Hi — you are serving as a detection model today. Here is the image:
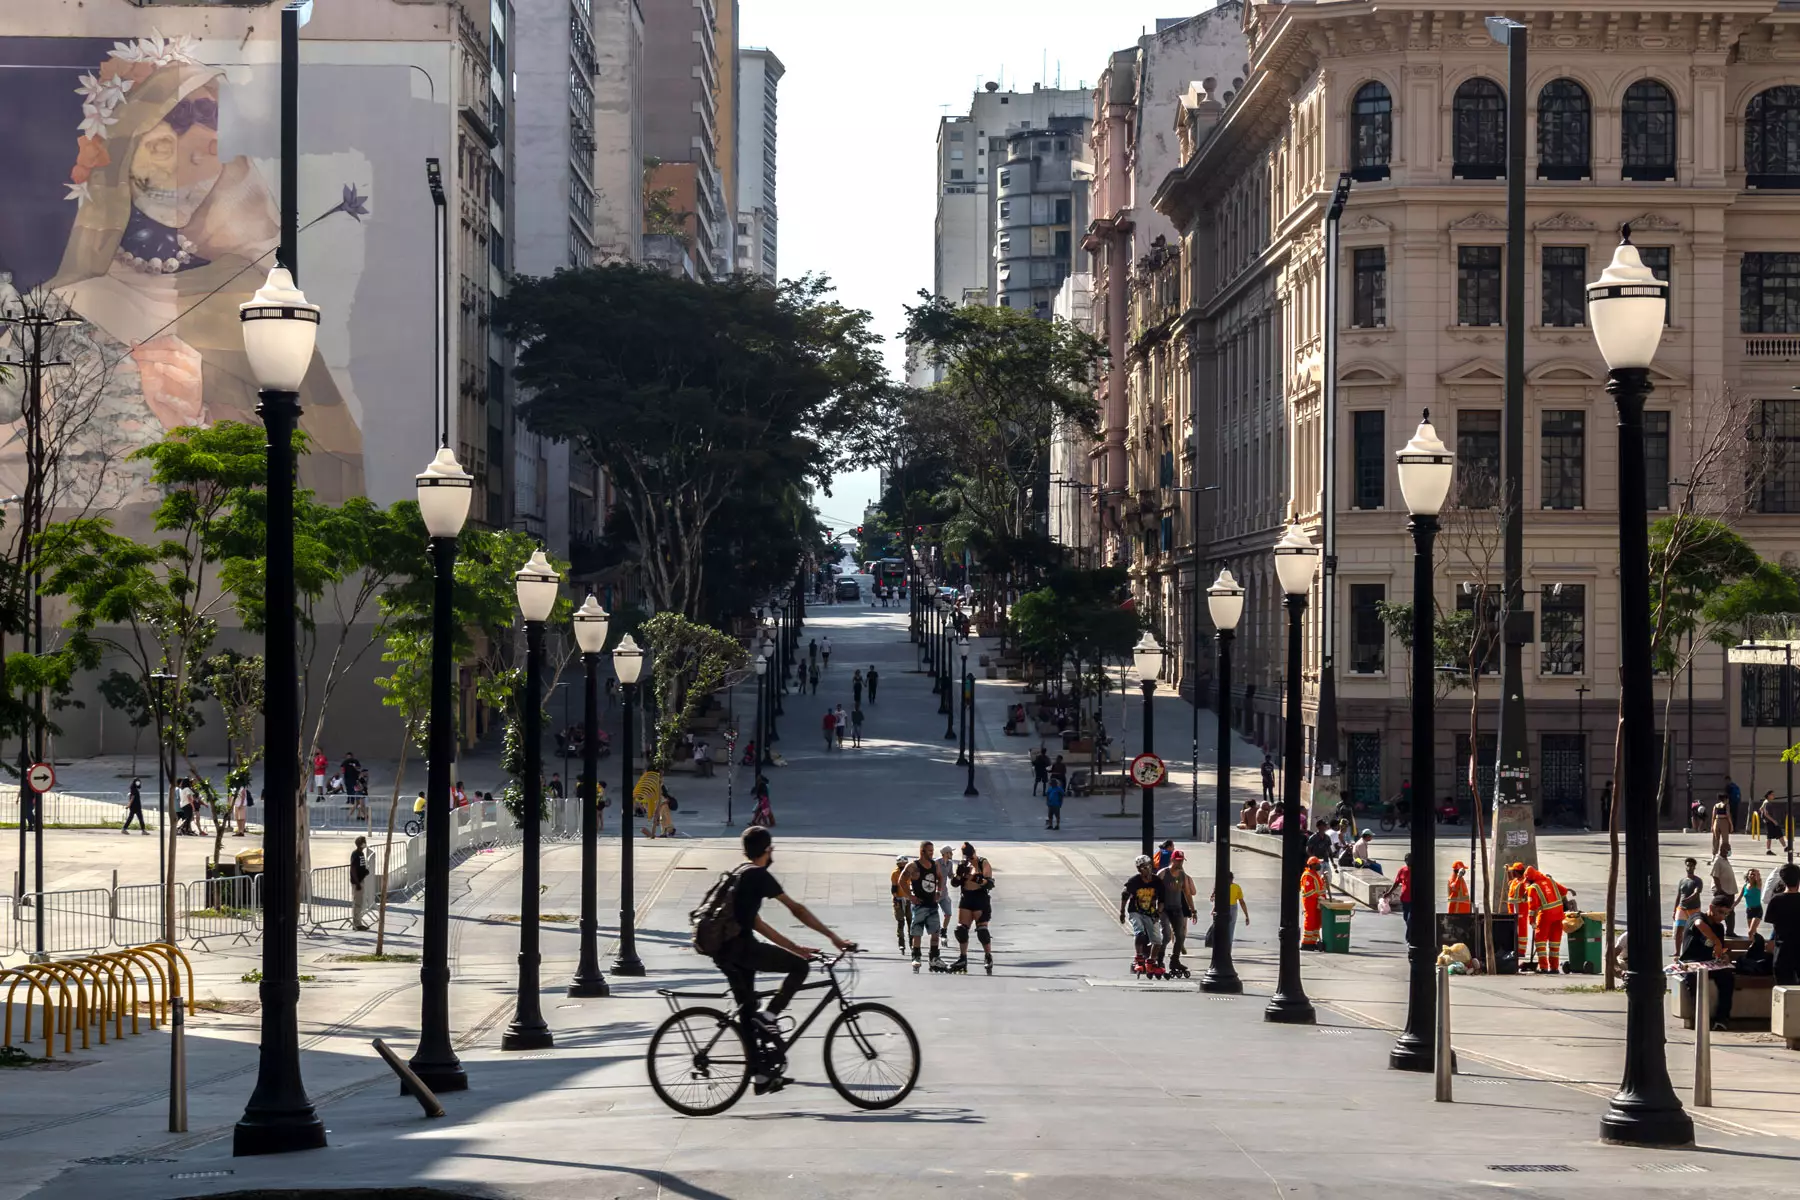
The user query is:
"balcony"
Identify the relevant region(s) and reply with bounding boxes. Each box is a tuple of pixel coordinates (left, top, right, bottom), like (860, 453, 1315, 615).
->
(1129, 240, 1182, 345)
(1743, 334, 1800, 361)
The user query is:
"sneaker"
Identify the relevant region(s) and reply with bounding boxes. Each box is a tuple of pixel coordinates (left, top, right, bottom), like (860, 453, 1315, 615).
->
(751, 1072, 792, 1095)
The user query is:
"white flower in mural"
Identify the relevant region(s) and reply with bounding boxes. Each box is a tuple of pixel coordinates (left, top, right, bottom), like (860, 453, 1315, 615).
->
(75, 72, 132, 108)
(64, 180, 92, 206)
(109, 31, 201, 67)
(77, 101, 119, 140)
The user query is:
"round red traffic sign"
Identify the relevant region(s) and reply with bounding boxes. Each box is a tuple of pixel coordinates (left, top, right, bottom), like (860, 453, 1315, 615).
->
(1129, 753, 1167, 788)
(27, 762, 55, 793)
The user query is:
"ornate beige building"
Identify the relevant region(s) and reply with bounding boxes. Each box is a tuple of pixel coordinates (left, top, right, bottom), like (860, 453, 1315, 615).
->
(1148, 0, 1800, 826)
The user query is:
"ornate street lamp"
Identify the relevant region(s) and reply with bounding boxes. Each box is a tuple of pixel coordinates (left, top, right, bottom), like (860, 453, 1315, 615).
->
(1201, 569, 1245, 994)
(1390, 414, 1454, 1072)
(1266, 520, 1319, 1025)
(234, 266, 326, 1155)
(409, 445, 473, 1088)
(956, 633, 971, 767)
(1587, 227, 1692, 1147)
(502, 550, 561, 1050)
(941, 602, 957, 734)
(1132, 631, 1165, 858)
(612, 633, 647, 976)
(961, 634, 979, 797)
(753, 650, 768, 792)
(568, 593, 611, 998)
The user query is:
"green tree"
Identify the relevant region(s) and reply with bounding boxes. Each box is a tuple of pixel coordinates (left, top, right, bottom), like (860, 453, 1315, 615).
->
(638, 612, 750, 776)
(371, 629, 432, 954)
(195, 649, 264, 871)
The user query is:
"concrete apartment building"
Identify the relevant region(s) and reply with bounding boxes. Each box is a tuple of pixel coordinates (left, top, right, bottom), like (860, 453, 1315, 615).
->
(640, 0, 729, 278)
(736, 47, 785, 282)
(1149, 0, 1800, 827)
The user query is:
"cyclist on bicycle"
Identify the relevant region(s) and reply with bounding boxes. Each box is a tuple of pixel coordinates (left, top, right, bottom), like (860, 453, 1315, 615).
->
(712, 826, 852, 1094)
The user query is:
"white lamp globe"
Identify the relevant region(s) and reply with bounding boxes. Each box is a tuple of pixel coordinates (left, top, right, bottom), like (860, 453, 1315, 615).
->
(239, 267, 320, 392)
(1586, 227, 1668, 370)
(754, 652, 768, 677)
(514, 549, 561, 622)
(1273, 522, 1321, 596)
(1132, 631, 1164, 682)
(1395, 411, 1456, 517)
(1208, 569, 1246, 632)
(415, 447, 474, 538)
(571, 593, 609, 654)
(612, 633, 645, 685)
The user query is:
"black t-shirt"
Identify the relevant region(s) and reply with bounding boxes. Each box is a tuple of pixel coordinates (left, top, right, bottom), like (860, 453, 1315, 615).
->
(908, 858, 940, 906)
(1122, 872, 1161, 915)
(733, 865, 784, 937)
(1675, 875, 1703, 913)
(1764, 890, 1800, 946)
(1679, 914, 1727, 964)
(1305, 830, 1331, 861)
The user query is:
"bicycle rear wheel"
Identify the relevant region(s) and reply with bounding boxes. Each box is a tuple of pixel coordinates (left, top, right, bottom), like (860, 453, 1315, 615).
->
(647, 1007, 752, 1116)
(823, 1002, 919, 1110)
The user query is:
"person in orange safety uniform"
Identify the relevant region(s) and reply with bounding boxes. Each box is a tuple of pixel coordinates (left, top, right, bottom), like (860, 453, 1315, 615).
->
(1523, 866, 1567, 973)
(1447, 861, 1473, 914)
(1300, 856, 1327, 949)
(1505, 862, 1530, 968)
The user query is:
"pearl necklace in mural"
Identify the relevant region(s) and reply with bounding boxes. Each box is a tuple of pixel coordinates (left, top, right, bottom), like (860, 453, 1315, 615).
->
(114, 204, 209, 275)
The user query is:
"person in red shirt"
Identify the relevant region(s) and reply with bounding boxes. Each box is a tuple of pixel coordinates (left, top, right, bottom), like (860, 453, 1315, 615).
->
(821, 708, 837, 752)
(311, 749, 328, 800)
(1392, 854, 1414, 936)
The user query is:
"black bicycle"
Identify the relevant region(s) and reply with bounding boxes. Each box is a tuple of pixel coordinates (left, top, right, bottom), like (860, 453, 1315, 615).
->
(647, 947, 919, 1115)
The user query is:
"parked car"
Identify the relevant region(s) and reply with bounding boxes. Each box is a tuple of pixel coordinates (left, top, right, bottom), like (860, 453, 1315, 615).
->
(835, 577, 863, 601)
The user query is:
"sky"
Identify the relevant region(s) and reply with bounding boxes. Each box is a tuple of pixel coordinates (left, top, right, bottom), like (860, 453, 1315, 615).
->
(737, 0, 1227, 536)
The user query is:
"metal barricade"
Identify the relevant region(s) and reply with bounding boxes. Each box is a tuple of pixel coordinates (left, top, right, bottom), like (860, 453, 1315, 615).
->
(0, 894, 17, 957)
(304, 864, 357, 936)
(184, 875, 259, 950)
(113, 883, 170, 948)
(15, 888, 112, 955)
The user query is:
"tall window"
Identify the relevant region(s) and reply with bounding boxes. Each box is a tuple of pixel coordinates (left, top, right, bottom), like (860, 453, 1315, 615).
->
(1622, 80, 1676, 181)
(1352, 248, 1386, 327)
(1756, 399, 1800, 513)
(1537, 79, 1592, 180)
(1541, 410, 1586, 509)
(1644, 411, 1671, 510)
(1351, 82, 1392, 181)
(1741, 252, 1800, 333)
(1541, 246, 1587, 327)
(1453, 78, 1507, 179)
(1540, 584, 1586, 676)
(1456, 585, 1503, 674)
(1349, 584, 1386, 674)
(1352, 410, 1385, 509)
(1640, 246, 1672, 324)
(1742, 665, 1800, 727)
(1746, 86, 1800, 188)
(1458, 245, 1503, 326)
(1457, 410, 1502, 507)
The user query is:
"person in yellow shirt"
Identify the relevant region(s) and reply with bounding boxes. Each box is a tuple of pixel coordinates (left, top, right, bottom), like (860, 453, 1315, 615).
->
(1208, 872, 1251, 948)
(413, 791, 427, 815)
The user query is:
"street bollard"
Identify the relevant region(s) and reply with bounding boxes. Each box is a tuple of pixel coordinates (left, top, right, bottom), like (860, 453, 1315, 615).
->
(1434, 961, 1453, 1102)
(1693, 966, 1712, 1108)
(169, 991, 188, 1132)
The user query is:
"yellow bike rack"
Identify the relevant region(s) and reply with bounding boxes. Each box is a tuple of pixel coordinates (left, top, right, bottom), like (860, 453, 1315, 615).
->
(1, 942, 197, 1060)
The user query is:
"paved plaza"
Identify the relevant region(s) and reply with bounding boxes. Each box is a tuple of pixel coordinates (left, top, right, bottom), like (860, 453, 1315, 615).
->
(5, 604, 1800, 1198)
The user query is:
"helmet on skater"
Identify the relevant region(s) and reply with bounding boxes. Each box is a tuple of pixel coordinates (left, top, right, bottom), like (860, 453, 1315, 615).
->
(1134, 854, 1152, 869)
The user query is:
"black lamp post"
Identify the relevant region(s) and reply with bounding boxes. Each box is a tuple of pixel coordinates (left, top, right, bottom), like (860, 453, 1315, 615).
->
(1202, 570, 1245, 994)
(1587, 228, 1693, 1146)
(941, 607, 958, 736)
(502, 550, 561, 1051)
(753, 650, 768, 782)
(233, 264, 326, 1155)
(962, 635, 979, 797)
(409, 447, 474, 1088)
(1132, 632, 1165, 859)
(1266, 520, 1319, 1026)
(1389, 414, 1455, 1073)
(569, 594, 611, 998)
(612, 634, 647, 977)
(956, 638, 971, 767)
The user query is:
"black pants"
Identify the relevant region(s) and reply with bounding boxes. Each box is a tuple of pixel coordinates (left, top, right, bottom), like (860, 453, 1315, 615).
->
(122, 802, 146, 832)
(868, 681, 877, 702)
(1684, 969, 1735, 1023)
(717, 939, 809, 1020)
(1775, 942, 1800, 987)
(1033, 774, 1047, 796)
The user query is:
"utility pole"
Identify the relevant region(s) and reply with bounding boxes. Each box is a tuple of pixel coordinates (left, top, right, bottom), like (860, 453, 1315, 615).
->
(1313, 173, 1353, 822)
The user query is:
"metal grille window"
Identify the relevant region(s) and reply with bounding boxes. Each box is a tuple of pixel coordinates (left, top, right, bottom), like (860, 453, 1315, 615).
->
(1740, 253, 1800, 333)
(1349, 584, 1386, 674)
(1351, 82, 1392, 181)
(1456, 585, 1503, 675)
(1541, 410, 1585, 509)
(1458, 245, 1503, 326)
(1352, 410, 1385, 509)
(1644, 411, 1671, 510)
(1541, 247, 1587, 327)
(1352, 248, 1386, 327)
(1540, 584, 1586, 676)
(1453, 78, 1507, 179)
(1741, 665, 1800, 727)
(1756, 399, 1800, 513)
(1455, 734, 1498, 812)
(1537, 79, 1592, 180)
(1746, 86, 1800, 188)
(1622, 80, 1676, 181)
(1639, 247, 1671, 324)
(1457, 410, 1501, 508)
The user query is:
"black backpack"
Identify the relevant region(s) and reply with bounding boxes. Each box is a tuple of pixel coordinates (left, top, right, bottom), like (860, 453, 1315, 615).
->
(691, 865, 749, 956)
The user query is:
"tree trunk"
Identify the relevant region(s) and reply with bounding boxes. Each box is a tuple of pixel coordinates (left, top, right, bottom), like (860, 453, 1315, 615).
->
(1604, 710, 1625, 991)
(374, 737, 410, 956)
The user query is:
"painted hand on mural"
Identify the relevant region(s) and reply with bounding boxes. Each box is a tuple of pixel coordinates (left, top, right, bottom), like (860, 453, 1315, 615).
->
(131, 332, 205, 430)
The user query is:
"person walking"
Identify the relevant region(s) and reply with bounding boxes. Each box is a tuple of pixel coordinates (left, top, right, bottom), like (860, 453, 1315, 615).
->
(1393, 855, 1414, 936)
(821, 636, 832, 670)
(852, 669, 864, 709)
(232, 783, 249, 836)
(1209, 872, 1250, 946)
(867, 666, 879, 703)
(809, 661, 820, 694)
(1711, 845, 1739, 936)
(1711, 792, 1734, 856)
(808, 638, 818, 669)
(833, 703, 848, 748)
(1157, 851, 1198, 977)
(1260, 755, 1276, 807)
(1760, 789, 1784, 855)
(1049, 754, 1068, 792)
(1673, 857, 1704, 953)
(850, 706, 864, 748)
(821, 708, 836, 752)
(1031, 746, 1050, 796)
(350, 836, 372, 931)
(1726, 774, 1744, 832)
(1045, 777, 1064, 829)
(1742, 867, 1766, 939)
(122, 776, 147, 834)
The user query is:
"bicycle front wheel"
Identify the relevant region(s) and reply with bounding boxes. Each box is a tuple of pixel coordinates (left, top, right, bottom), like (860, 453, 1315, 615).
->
(647, 1007, 752, 1116)
(823, 1002, 919, 1110)
(1379, 811, 1396, 832)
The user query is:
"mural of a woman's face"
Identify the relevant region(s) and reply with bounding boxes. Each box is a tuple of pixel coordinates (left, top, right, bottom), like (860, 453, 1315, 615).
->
(128, 86, 221, 228)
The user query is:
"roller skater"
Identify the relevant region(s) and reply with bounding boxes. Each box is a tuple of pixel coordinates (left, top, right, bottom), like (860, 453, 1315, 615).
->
(891, 854, 910, 949)
(1157, 850, 1197, 977)
(950, 841, 997, 975)
(1119, 855, 1167, 978)
(898, 840, 947, 972)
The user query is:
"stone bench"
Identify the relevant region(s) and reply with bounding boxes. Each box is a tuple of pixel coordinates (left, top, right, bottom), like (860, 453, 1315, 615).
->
(1330, 867, 1395, 910)
(1671, 971, 1774, 1029)
(1775, 986, 1800, 1050)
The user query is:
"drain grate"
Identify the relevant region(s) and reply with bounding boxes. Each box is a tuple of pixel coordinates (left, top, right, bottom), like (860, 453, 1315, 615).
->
(1488, 1165, 1575, 1174)
(1314, 1027, 1354, 1036)
(170, 1171, 235, 1181)
(1637, 1163, 1706, 1174)
(76, 1157, 177, 1167)
(1465, 1077, 1510, 1086)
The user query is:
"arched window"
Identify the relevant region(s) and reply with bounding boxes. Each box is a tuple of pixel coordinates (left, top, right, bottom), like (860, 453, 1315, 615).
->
(1622, 80, 1676, 181)
(1453, 78, 1507, 179)
(1350, 82, 1392, 181)
(1746, 86, 1800, 188)
(1537, 79, 1591, 180)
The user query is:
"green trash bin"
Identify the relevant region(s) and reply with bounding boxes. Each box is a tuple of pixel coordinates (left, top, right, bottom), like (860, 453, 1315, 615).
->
(1321, 899, 1355, 954)
(1565, 912, 1605, 974)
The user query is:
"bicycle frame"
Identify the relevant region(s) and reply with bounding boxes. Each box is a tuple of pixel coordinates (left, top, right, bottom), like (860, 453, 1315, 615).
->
(657, 951, 853, 1059)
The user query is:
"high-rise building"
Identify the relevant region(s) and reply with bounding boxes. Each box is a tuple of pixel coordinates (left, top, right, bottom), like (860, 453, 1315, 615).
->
(641, 0, 727, 278)
(994, 124, 1089, 317)
(736, 47, 784, 282)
